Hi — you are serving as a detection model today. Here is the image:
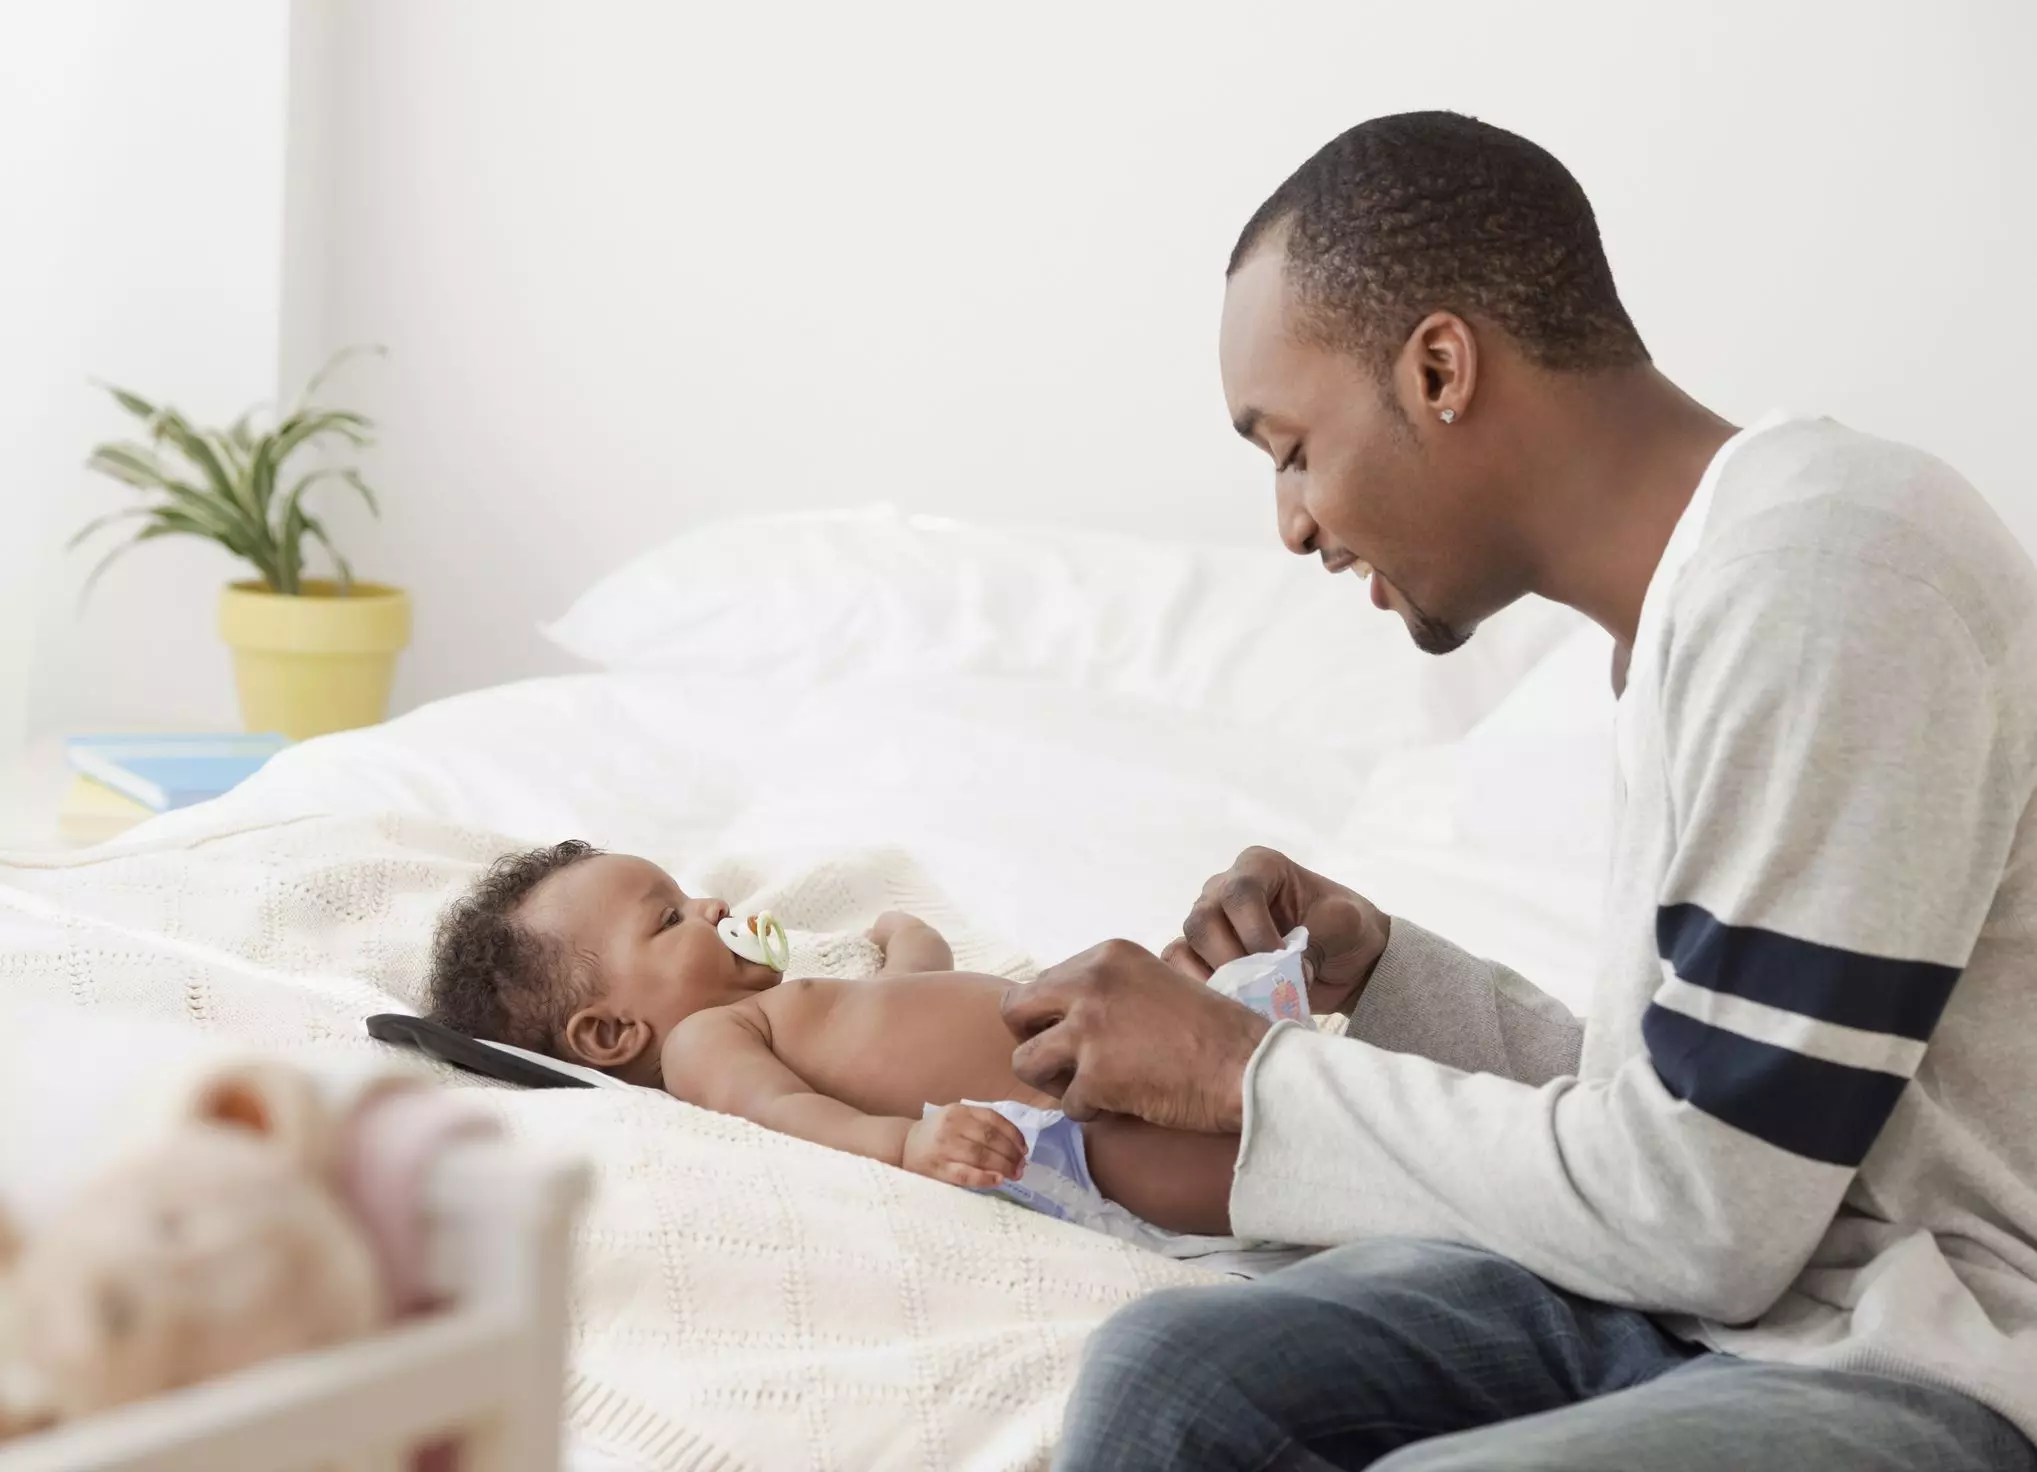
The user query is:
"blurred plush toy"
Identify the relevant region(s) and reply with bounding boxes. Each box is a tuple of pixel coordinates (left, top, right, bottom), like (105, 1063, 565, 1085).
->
(0, 1060, 490, 1438)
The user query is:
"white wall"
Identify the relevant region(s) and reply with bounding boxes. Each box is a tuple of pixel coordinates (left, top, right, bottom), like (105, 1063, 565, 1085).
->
(0, 2, 288, 753)
(10, 2, 2030, 740)
(285, 0, 2037, 715)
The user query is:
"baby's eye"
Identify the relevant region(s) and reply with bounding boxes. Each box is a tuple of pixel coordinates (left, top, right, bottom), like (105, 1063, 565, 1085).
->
(659, 907, 682, 932)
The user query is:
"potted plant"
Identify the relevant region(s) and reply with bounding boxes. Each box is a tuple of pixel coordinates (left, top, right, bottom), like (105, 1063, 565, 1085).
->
(72, 349, 410, 741)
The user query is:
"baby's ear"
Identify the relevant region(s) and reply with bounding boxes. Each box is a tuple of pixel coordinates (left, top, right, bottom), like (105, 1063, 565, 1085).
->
(562, 1006, 649, 1072)
(190, 1061, 334, 1172)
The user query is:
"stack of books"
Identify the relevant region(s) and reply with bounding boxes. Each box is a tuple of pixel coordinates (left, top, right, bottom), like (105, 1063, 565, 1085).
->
(60, 733, 292, 843)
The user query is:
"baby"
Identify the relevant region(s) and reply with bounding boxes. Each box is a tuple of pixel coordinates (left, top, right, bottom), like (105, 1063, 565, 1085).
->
(425, 841, 1247, 1244)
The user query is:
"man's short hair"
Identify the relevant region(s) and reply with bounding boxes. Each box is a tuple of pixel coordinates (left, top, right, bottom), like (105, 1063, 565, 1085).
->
(1230, 110, 1648, 376)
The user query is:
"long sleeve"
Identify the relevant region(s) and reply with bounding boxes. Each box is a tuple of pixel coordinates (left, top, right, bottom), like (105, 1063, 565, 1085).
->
(1350, 918, 1582, 1085)
(1230, 548, 2016, 1324)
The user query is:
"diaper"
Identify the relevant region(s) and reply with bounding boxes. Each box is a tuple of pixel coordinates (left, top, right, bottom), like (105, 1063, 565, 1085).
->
(942, 929, 1320, 1277)
(944, 1100, 1231, 1258)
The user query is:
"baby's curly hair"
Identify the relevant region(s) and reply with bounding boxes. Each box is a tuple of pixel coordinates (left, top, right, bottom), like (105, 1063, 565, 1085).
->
(426, 840, 603, 1054)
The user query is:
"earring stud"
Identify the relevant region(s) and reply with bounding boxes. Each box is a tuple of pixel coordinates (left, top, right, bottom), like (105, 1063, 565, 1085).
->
(1439, 408, 1457, 424)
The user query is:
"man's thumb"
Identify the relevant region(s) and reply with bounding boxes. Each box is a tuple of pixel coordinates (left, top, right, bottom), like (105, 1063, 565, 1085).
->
(1304, 893, 1380, 990)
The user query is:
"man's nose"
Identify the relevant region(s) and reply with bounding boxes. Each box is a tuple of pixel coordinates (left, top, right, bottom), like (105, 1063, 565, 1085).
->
(1277, 483, 1317, 556)
(687, 897, 730, 926)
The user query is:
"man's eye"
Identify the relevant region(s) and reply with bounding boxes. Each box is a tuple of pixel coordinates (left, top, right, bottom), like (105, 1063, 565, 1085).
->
(1277, 445, 1305, 474)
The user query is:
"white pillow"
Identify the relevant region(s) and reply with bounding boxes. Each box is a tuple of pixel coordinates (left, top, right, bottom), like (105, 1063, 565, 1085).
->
(1322, 623, 1617, 1013)
(542, 506, 1586, 751)
(1341, 621, 1616, 860)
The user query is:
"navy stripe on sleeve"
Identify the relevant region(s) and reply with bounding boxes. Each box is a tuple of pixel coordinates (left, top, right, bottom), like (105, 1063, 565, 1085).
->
(1641, 1002, 1909, 1166)
(1657, 903, 1960, 1041)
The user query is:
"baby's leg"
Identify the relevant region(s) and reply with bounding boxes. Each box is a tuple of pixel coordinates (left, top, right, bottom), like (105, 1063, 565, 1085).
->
(1081, 1116, 1238, 1237)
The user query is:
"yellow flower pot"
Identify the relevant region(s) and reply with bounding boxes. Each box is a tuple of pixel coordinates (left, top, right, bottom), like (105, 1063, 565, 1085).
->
(217, 580, 411, 741)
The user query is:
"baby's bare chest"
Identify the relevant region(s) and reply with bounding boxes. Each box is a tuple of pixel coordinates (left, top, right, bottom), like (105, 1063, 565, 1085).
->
(758, 973, 1048, 1116)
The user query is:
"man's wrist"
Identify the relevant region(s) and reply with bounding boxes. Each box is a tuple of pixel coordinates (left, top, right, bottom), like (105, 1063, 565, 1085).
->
(1216, 1009, 1275, 1133)
(1220, 1055, 1250, 1135)
(1336, 912, 1393, 1016)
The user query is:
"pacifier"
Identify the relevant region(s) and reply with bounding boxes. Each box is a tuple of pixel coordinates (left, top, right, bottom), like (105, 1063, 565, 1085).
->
(717, 911, 791, 972)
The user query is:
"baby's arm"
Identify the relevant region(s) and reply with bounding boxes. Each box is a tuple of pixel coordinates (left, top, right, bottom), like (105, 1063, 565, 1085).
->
(867, 911, 955, 974)
(664, 1005, 1023, 1186)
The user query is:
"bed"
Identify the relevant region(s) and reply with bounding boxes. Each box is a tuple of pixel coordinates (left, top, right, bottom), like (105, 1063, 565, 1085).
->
(0, 508, 1617, 1470)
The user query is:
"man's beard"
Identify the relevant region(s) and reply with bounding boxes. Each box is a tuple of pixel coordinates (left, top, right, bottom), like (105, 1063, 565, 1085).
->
(1403, 590, 1472, 655)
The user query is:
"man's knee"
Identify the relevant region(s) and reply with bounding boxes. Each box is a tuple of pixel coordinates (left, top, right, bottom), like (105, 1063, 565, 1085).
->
(1063, 1243, 1583, 1472)
(1281, 1237, 1557, 1317)
(1059, 1286, 1269, 1470)
(1081, 1239, 1548, 1389)
(1073, 1241, 1532, 1417)
(1078, 1285, 1234, 1391)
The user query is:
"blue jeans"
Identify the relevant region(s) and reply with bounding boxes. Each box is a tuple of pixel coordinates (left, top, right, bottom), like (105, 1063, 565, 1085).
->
(1058, 1239, 2033, 1471)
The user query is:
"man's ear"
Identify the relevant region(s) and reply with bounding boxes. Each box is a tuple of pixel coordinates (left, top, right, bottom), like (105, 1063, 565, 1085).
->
(1395, 310, 1479, 425)
(562, 1004, 653, 1072)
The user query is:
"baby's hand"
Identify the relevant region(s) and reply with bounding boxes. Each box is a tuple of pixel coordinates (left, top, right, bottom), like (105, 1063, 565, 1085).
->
(902, 1104, 1028, 1189)
(867, 911, 954, 973)
(867, 910, 927, 948)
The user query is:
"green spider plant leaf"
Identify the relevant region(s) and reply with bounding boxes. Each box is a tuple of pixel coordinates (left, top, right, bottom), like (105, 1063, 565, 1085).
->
(301, 512, 354, 593)
(277, 465, 382, 524)
(92, 382, 160, 422)
(148, 408, 262, 525)
(208, 427, 249, 477)
(293, 344, 385, 416)
(270, 409, 376, 470)
(253, 412, 375, 532)
(86, 443, 265, 561)
(278, 496, 310, 595)
(64, 505, 163, 551)
(248, 434, 280, 518)
(77, 523, 181, 606)
(154, 480, 263, 556)
(275, 470, 341, 570)
(225, 406, 270, 453)
(76, 347, 383, 598)
(85, 443, 178, 491)
(340, 468, 381, 518)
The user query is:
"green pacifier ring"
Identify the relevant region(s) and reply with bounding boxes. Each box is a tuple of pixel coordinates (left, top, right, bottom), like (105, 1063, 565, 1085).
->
(719, 911, 791, 972)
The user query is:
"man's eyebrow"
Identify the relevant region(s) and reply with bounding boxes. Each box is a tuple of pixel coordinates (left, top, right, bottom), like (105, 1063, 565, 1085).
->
(1232, 408, 1262, 442)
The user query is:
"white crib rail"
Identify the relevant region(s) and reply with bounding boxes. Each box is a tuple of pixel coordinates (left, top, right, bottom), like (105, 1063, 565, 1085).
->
(0, 1139, 588, 1472)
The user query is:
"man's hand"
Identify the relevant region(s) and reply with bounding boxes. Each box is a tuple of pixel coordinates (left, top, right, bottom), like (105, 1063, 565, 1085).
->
(1161, 847, 1391, 1016)
(902, 1104, 1027, 1188)
(1001, 940, 1273, 1133)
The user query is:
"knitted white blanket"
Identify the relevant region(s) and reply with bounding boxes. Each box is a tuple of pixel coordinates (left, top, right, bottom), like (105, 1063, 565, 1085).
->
(0, 812, 1218, 1470)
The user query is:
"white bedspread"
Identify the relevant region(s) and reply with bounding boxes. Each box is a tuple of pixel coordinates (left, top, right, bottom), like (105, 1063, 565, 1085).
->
(0, 813, 1214, 1470)
(0, 613, 1619, 1468)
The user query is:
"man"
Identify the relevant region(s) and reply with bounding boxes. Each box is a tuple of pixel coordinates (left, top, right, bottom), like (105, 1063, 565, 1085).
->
(1001, 111, 2037, 1470)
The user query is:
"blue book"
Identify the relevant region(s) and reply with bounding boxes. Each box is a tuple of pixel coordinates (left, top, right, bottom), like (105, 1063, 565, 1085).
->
(65, 733, 292, 812)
